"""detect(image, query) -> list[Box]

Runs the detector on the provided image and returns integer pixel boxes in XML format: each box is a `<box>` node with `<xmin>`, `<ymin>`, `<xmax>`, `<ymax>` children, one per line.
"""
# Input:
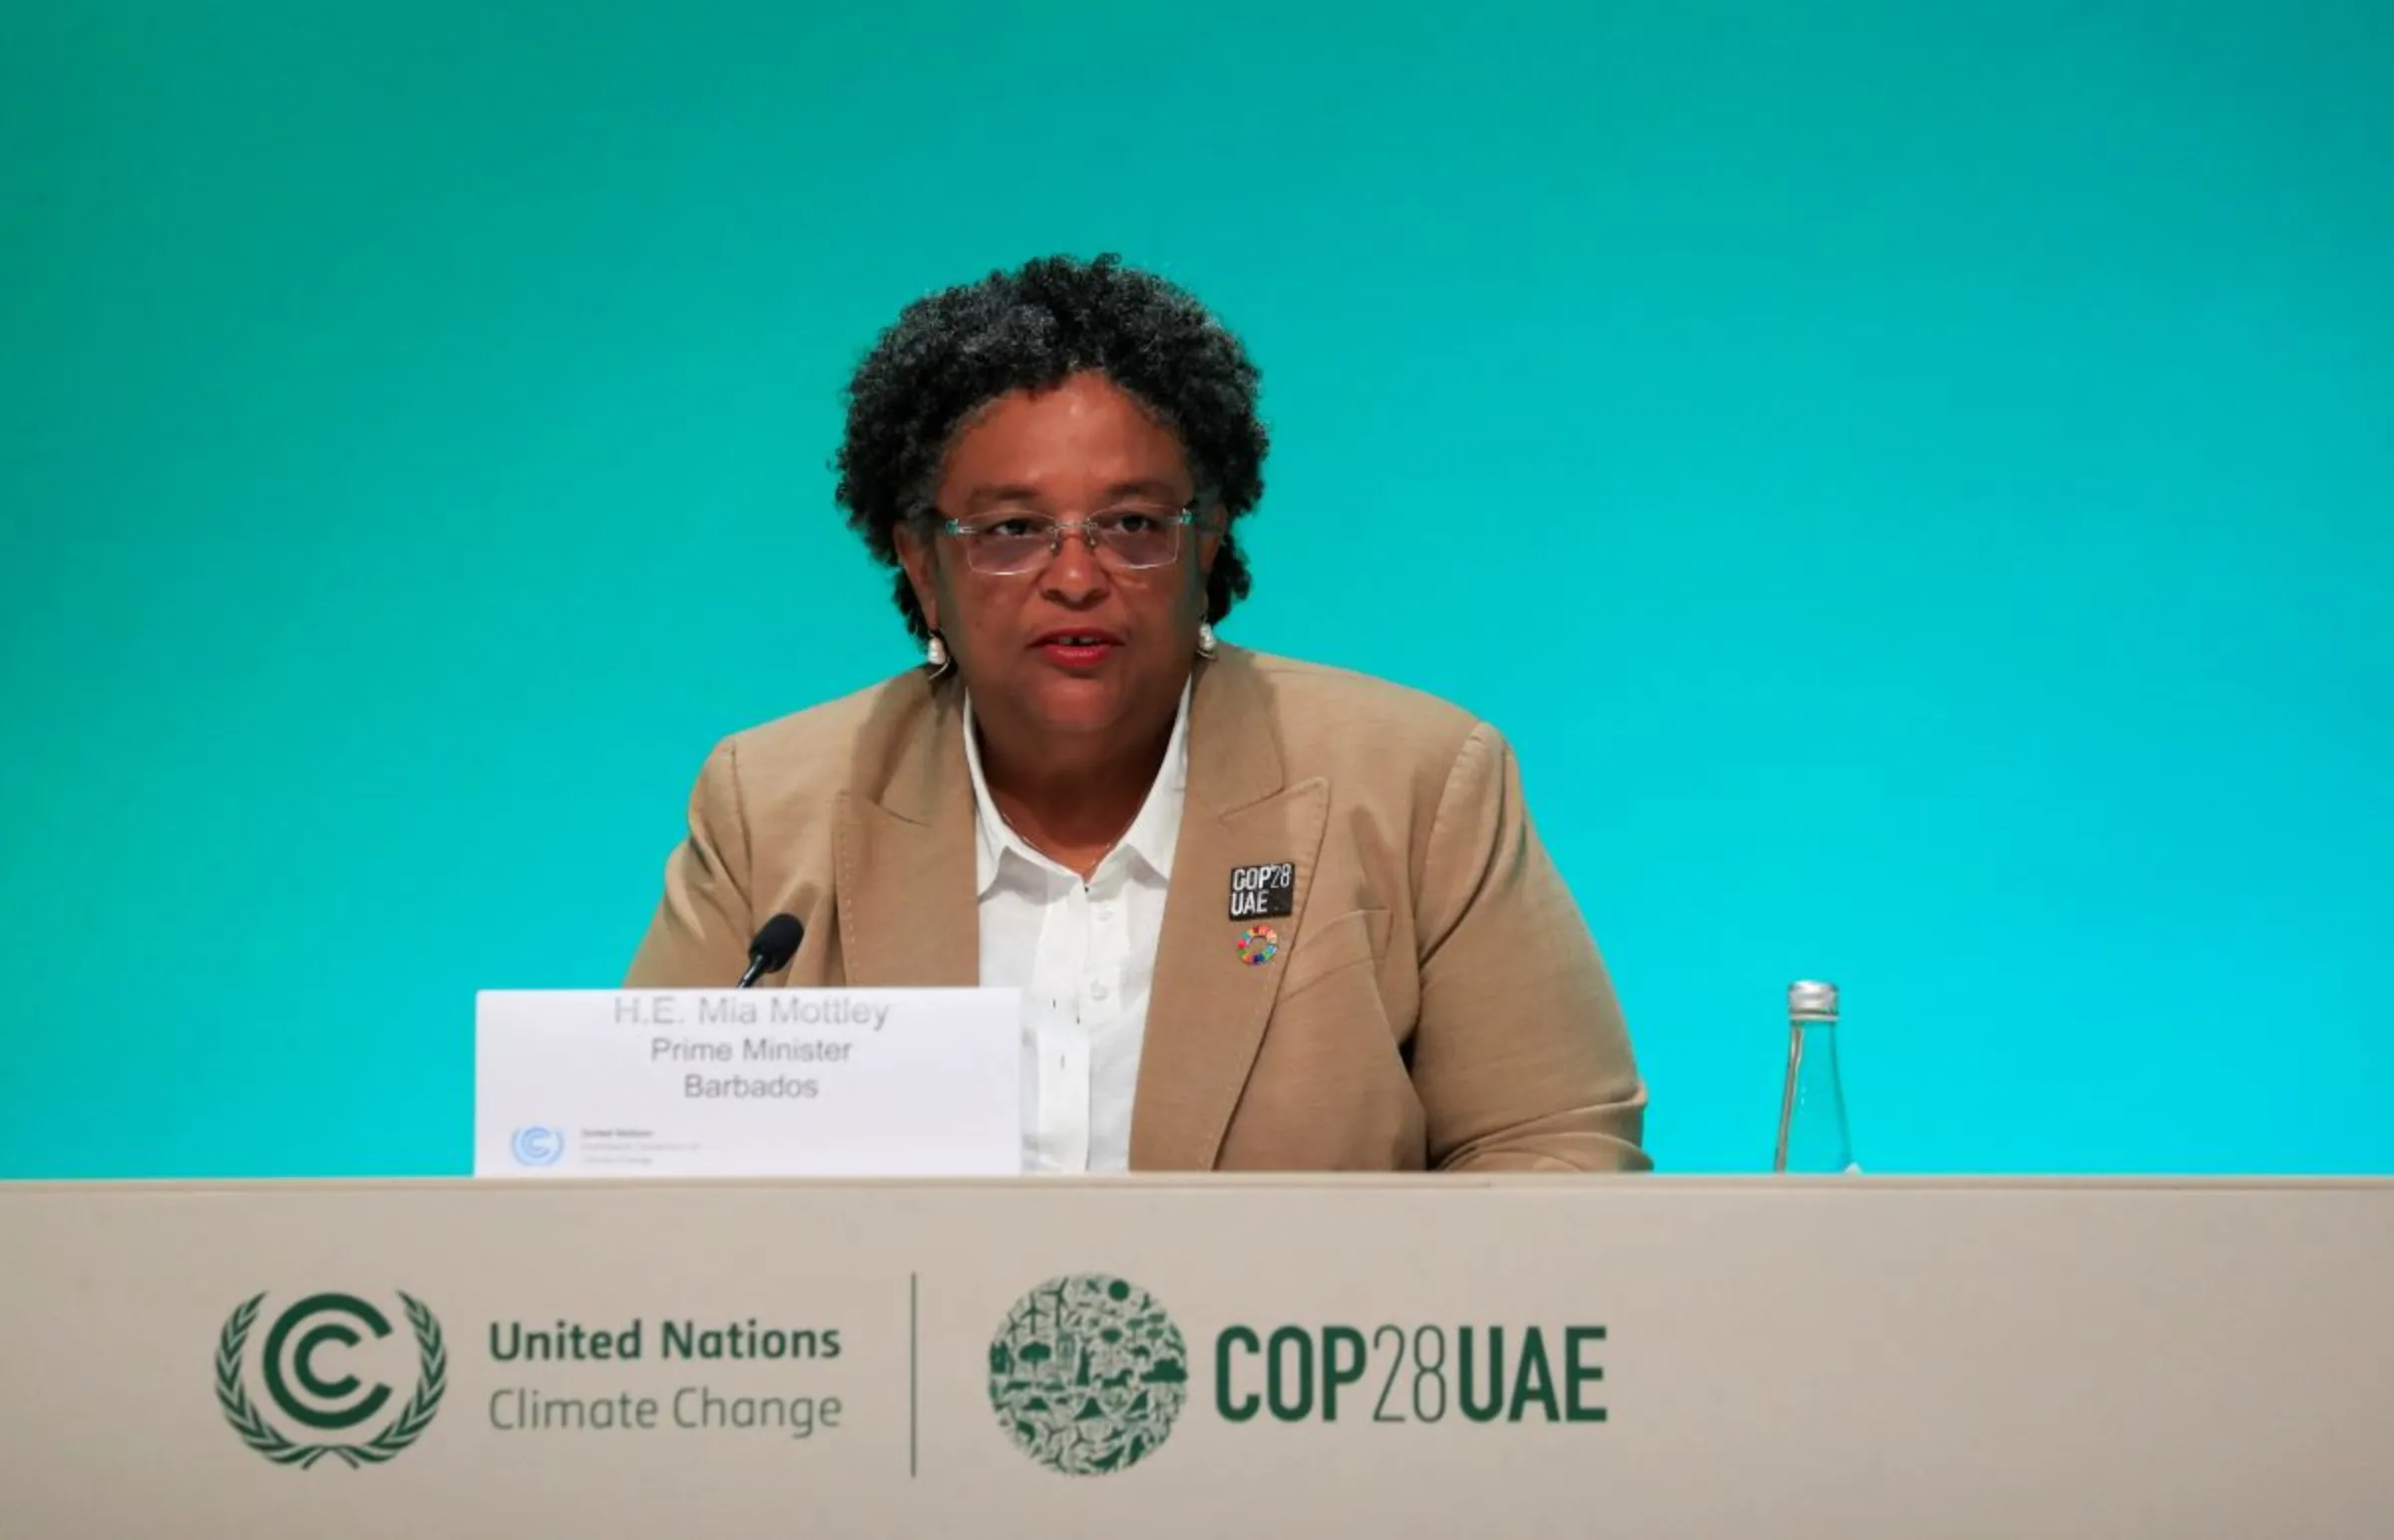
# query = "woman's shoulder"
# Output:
<box><xmin>1227</xmin><ymin>647</ymin><xmax>1494</xmax><ymax>779</ymax></box>
<box><xmin>705</xmin><ymin>667</ymin><xmax>943</xmax><ymax>804</ymax></box>
<box><xmin>1238</xmin><ymin>647</ymin><xmax>1480</xmax><ymax>732</ymax></box>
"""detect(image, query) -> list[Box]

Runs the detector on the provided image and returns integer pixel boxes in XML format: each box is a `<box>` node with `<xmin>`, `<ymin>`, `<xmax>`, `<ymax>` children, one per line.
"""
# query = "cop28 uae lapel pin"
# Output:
<box><xmin>1228</xmin><ymin>862</ymin><xmax>1295</xmax><ymax>920</ymax></box>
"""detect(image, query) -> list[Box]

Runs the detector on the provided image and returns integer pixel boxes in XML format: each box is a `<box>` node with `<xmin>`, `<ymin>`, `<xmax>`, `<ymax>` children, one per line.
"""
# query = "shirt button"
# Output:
<box><xmin>1089</xmin><ymin>978</ymin><xmax>1110</xmax><ymax>1001</ymax></box>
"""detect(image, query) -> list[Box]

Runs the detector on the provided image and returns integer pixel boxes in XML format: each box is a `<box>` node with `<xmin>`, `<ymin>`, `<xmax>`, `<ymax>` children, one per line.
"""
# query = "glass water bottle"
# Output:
<box><xmin>1773</xmin><ymin>979</ymin><xmax>1858</xmax><ymax>1173</ymax></box>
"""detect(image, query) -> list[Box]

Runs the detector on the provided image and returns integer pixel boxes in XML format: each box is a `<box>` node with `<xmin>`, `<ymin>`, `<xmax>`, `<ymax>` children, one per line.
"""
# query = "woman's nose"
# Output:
<box><xmin>1039</xmin><ymin>525</ymin><xmax>1109</xmax><ymax>596</ymax></box>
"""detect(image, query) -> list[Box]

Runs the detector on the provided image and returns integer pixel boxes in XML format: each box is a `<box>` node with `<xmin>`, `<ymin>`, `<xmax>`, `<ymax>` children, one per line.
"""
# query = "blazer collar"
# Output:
<box><xmin>1131</xmin><ymin>648</ymin><xmax>1330</xmax><ymax>1169</ymax></box>
<box><xmin>1180</xmin><ymin>646</ymin><xmax>1283</xmax><ymax>814</ymax></box>
<box><xmin>833</xmin><ymin>672</ymin><xmax>980</xmax><ymax>987</ymax></box>
<box><xmin>834</xmin><ymin>647</ymin><xmax>1324</xmax><ymax>1170</ymax></box>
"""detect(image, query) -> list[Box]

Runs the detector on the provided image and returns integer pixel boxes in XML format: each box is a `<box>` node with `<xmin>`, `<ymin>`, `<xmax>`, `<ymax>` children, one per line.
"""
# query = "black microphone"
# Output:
<box><xmin>737</xmin><ymin>914</ymin><xmax>804</xmax><ymax>988</ymax></box>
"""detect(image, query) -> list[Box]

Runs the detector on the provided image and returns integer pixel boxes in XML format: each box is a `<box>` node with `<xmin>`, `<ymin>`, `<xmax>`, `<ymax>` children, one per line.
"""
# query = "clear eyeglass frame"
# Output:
<box><xmin>932</xmin><ymin>503</ymin><xmax>1204</xmax><ymax>576</ymax></box>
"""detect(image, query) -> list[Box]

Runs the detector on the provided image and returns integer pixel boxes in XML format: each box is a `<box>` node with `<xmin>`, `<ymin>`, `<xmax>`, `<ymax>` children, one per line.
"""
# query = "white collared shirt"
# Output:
<box><xmin>965</xmin><ymin>686</ymin><xmax>1189</xmax><ymax>1174</ymax></box>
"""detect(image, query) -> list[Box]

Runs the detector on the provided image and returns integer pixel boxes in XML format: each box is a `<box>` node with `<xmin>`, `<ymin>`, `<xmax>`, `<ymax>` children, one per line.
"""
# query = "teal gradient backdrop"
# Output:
<box><xmin>4</xmin><ymin>3</ymin><xmax>2388</xmax><ymax>1178</ymax></box>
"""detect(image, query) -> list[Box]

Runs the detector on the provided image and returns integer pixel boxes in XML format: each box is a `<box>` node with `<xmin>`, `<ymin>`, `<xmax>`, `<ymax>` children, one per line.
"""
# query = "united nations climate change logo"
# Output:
<box><xmin>511</xmin><ymin>1125</ymin><xmax>565</xmax><ymax>1166</ymax></box>
<box><xmin>989</xmin><ymin>1274</ymin><xmax>1188</xmax><ymax>1476</ymax></box>
<box><xmin>214</xmin><ymin>1292</ymin><xmax>447</xmax><ymax>1468</ymax></box>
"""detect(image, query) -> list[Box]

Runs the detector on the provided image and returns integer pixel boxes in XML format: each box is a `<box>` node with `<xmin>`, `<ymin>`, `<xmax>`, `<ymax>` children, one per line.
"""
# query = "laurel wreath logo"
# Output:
<box><xmin>214</xmin><ymin>1293</ymin><xmax>447</xmax><ymax>1468</ymax></box>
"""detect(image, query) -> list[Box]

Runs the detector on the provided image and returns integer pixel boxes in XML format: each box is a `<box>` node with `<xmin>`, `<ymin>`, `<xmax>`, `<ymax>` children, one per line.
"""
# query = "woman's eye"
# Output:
<box><xmin>985</xmin><ymin>518</ymin><xmax>1041</xmax><ymax>539</ymax></box>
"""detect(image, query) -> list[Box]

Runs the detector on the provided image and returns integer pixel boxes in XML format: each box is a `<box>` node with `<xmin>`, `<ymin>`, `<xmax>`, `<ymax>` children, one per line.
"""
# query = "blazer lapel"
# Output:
<box><xmin>1131</xmin><ymin>650</ymin><xmax>1329</xmax><ymax>1170</ymax></box>
<box><xmin>833</xmin><ymin>678</ymin><xmax>981</xmax><ymax>987</ymax></box>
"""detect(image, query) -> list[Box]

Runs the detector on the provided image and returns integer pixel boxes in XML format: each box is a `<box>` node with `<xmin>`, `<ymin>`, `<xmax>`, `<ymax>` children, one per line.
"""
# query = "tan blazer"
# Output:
<box><xmin>624</xmin><ymin>645</ymin><xmax>1650</xmax><ymax>1172</ymax></box>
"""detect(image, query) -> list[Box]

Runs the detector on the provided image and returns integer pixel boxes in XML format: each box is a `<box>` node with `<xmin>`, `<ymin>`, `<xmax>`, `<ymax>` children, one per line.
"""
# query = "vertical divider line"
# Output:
<box><xmin>910</xmin><ymin>1271</ymin><xmax>919</xmax><ymax>1477</ymax></box>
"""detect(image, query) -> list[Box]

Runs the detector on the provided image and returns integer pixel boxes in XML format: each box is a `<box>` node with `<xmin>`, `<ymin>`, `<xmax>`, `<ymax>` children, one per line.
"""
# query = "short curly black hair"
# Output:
<box><xmin>833</xmin><ymin>253</ymin><xmax>1270</xmax><ymax>640</ymax></box>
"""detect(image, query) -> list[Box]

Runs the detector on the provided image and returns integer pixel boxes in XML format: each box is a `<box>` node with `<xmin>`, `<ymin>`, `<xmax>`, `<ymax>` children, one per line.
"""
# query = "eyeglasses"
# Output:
<box><xmin>933</xmin><ymin>503</ymin><xmax>1202</xmax><ymax>577</ymax></box>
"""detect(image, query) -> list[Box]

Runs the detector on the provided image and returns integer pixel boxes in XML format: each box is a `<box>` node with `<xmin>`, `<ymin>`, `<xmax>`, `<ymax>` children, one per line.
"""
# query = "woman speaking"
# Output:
<box><xmin>625</xmin><ymin>254</ymin><xmax>1649</xmax><ymax>1174</ymax></box>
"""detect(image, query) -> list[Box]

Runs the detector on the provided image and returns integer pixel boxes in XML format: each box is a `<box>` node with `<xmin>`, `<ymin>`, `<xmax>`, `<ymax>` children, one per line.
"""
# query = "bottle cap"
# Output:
<box><xmin>1788</xmin><ymin>979</ymin><xmax>1839</xmax><ymax>1020</ymax></box>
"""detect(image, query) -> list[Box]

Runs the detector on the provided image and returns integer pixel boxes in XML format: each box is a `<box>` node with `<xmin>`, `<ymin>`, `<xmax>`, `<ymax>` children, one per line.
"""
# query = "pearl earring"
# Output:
<box><xmin>925</xmin><ymin>632</ymin><xmax>950</xmax><ymax>673</ymax></box>
<box><xmin>1196</xmin><ymin>621</ymin><xmax>1219</xmax><ymax>658</ymax></box>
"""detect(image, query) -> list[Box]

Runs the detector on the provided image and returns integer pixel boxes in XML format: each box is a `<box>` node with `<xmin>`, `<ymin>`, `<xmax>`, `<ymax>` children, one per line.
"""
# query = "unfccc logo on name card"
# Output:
<box><xmin>510</xmin><ymin>1126</ymin><xmax>565</xmax><ymax>1166</ymax></box>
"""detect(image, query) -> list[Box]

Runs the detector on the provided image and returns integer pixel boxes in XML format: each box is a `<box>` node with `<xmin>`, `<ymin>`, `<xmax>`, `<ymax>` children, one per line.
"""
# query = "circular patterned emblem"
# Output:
<box><xmin>1234</xmin><ymin>924</ymin><xmax>1280</xmax><ymax>965</ymax></box>
<box><xmin>989</xmin><ymin>1274</ymin><xmax>1189</xmax><ymax>1476</ymax></box>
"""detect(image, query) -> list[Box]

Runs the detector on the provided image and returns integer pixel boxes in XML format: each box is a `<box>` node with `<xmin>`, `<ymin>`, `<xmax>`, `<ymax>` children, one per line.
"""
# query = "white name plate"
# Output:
<box><xmin>474</xmin><ymin>988</ymin><xmax>1022</xmax><ymax>1178</ymax></box>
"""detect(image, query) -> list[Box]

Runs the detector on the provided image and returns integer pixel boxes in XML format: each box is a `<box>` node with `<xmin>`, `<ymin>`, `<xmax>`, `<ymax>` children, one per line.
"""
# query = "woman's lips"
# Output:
<box><xmin>1031</xmin><ymin>630</ymin><xmax>1121</xmax><ymax>669</ymax></box>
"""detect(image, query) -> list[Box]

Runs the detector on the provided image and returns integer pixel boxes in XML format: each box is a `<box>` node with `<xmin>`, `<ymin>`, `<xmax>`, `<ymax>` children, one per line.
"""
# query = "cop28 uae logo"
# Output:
<box><xmin>988</xmin><ymin>1274</ymin><xmax>1189</xmax><ymax>1476</ymax></box>
<box><xmin>214</xmin><ymin>1292</ymin><xmax>447</xmax><ymax>1467</ymax></box>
